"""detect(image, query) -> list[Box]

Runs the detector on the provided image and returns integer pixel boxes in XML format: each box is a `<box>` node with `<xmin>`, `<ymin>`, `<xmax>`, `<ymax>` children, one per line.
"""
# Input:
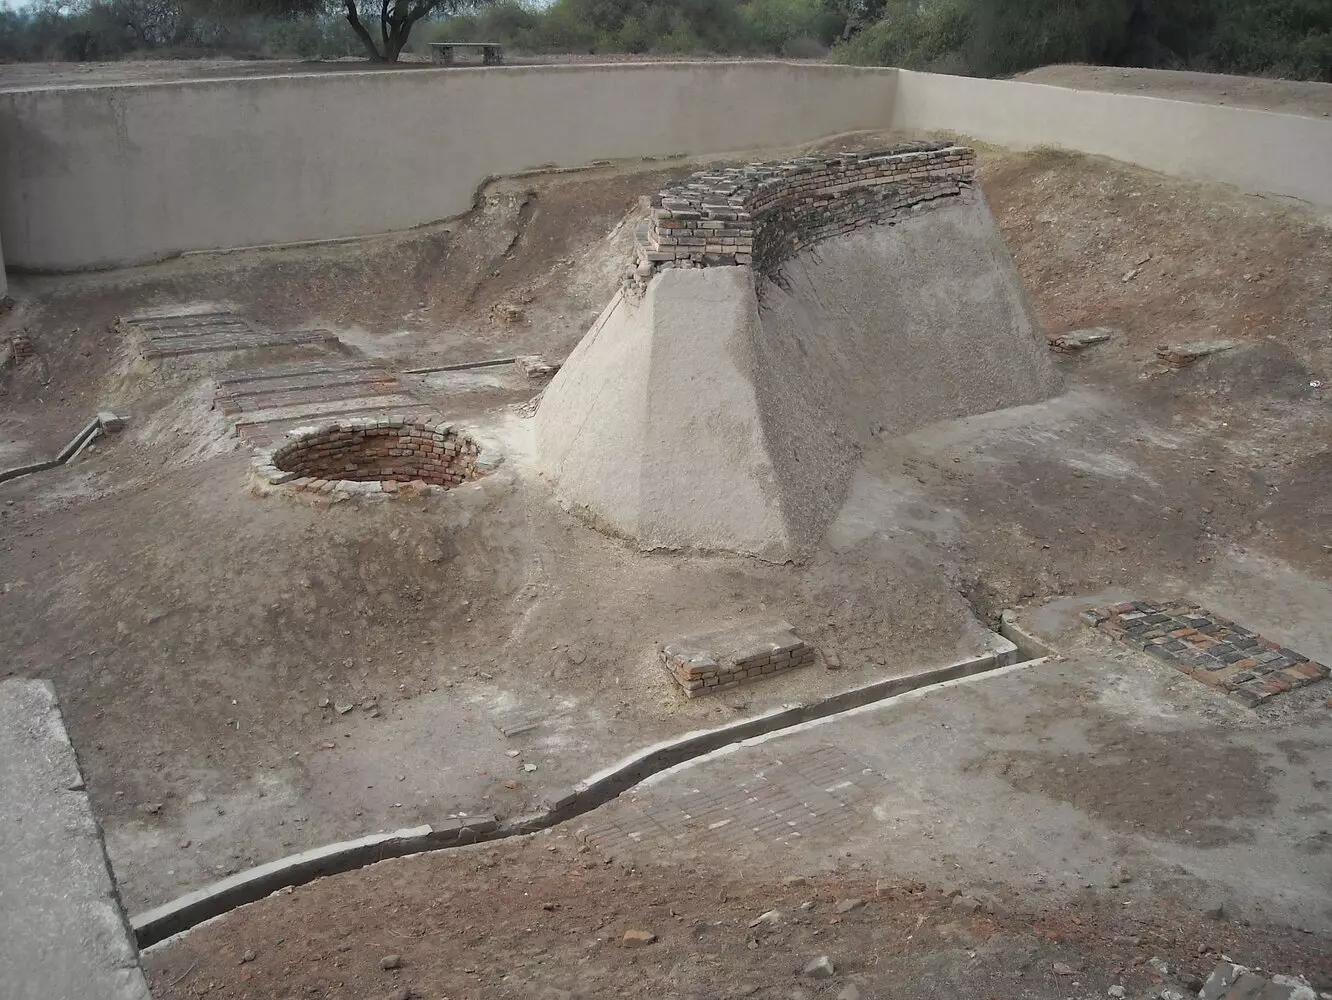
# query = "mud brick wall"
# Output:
<box><xmin>636</xmin><ymin>141</ymin><xmax>975</xmax><ymax>274</ymax></box>
<box><xmin>660</xmin><ymin>636</ymin><xmax>816</xmax><ymax>698</ymax></box>
<box><xmin>272</xmin><ymin>419</ymin><xmax>482</xmax><ymax>489</ymax></box>
<box><xmin>10</xmin><ymin>333</ymin><xmax>36</xmax><ymax>364</ymax></box>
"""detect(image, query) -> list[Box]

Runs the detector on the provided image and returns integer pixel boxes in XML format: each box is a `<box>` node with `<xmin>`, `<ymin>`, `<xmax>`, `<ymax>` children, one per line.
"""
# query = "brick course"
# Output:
<box><xmin>635</xmin><ymin>141</ymin><xmax>975</xmax><ymax>276</ymax></box>
<box><xmin>659</xmin><ymin>621</ymin><xmax>815</xmax><ymax>698</ymax></box>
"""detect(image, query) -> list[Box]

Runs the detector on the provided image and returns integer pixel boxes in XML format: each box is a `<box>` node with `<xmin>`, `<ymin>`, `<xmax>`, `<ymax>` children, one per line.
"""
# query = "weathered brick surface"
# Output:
<box><xmin>578</xmin><ymin>743</ymin><xmax>883</xmax><ymax>857</ymax></box>
<box><xmin>121</xmin><ymin>311</ymin><xmax>340</xmax><ymax>359</ymax></box>
<box><xmin>250</xmin><ymin>416</ymin><xmax>502</xmax><ymax>498</ymax></box>
<box><xmin>659</xmin><ymin>620</ymin><xmax>815</xmax><ymax>698</ymax></box>
<box><xmin>635</xmin><ymin>141</ymin><xmax>975</xmax><ymax>276</ymax></box>
<box><xmin>1082</xmin><ymin>600</ymin><xmax>1329</xmax><ymax>708</ymax></box>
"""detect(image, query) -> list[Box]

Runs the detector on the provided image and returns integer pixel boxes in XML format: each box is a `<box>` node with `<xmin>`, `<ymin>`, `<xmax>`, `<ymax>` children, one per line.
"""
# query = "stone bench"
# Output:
<box><xmin>428</xmin><ymin>42</ymin><xmax>503</xmax><ymax>66</ymax></box>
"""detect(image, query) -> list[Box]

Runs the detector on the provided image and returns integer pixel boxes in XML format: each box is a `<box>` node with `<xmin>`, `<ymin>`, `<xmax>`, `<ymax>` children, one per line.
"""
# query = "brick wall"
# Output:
<box><xmin>658</xmin><ymin>623</ymin><xmax>816</xmax><ymax>698</ymax></box>
<box><xmin>635</xmin><ymin>141</ymin><xmax>975</xmax><ymax>275</ymax></box>
<box><xmin>272</xmin><ymin>419</ymin><xmax>482</xmax><ymax>489</ymax></box>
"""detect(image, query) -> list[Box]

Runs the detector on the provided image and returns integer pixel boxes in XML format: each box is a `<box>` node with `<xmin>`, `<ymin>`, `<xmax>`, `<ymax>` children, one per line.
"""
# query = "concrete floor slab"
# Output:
<box><xmin>0</xmin><ymin>680</ymin><xmax>150</xmax><ymax>1000</ymax></box>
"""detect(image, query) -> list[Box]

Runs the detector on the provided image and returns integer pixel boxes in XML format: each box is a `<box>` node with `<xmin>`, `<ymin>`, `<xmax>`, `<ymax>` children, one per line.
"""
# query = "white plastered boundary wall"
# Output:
<box><xmin>0</xmin><ymin>62</ymin><xmax>897</xmax><ymax>271</ymax></box>
<box><xmin>892</xmin><ymin>69</ymin><xmax>1332</xmax><ymax>209</ymax></box>
<box><xmin>1</xmin><ymin>62</ymin><xmax>1331</xmax><ymax>272</ymax></box>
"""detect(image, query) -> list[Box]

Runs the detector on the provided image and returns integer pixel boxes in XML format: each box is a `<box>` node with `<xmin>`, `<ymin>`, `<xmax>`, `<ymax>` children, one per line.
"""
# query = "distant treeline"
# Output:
<box><xmin>432</xmin><ymin>0</ymin><xmax>1330</xmax><ymax>80</ymax></box>
<box><xmin>833</xmin><ymin>0</ymin><xmax>1332</xmax><ymax>80</ymax></box>
<box><xmin>1</xmin><ymin>0</ymin><xmax>1328</xmax><ymax>82</ymax></box>
<box><xmin>0</xmin><ymin>0</ymin><xmax>361</xmax><ymax>62</ymax></box>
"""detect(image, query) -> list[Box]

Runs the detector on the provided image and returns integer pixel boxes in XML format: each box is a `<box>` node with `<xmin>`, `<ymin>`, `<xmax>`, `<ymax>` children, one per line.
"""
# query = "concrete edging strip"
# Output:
<box><xmin>0</xmin><ymin>412</ymin><xmax>124</xmax><ymax>484</ymax></box>
<box><xmin>132</xmin><ymin>641</ymin><xmax>1042</xmax><ymax>949</ymax></box>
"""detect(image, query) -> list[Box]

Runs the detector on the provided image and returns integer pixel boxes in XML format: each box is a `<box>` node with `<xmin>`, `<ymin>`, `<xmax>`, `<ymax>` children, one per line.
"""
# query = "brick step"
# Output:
<box><xmin>144</xmin><ymin>330</ymin><xmax>339</xmax><ymax>358</ymax></box>
<box><xmin>129</xmin><ymin>311</ymin><xmax>244</xmax><ymax>329</ymax></box>
<box><xmin>216</xmin><ymin>370</ymin><xmax>393</xmax><ymax>401</ymax></box>
<box><xmin>143</xmin><ymin>321</ymin><xmax>254</xmax><ymax>341</ymax></box>
<box><xmin>233</xmin><ymin>393</ymin><xmax>423</xmax><ymax>430</ymax></box>
<box><xmin>215</xmin><ymin>377</ymin><xmax>400</xmax><ymax>415</ymax></box>
<box><xmin>239</xmin><ymin>404</ymin><xmax>438</xmax><ymax>448</ymax></box>
<box><xmin>214</xmin><ymin>358</ymin><xmax>377</xmax><ymax>386</ymax></box>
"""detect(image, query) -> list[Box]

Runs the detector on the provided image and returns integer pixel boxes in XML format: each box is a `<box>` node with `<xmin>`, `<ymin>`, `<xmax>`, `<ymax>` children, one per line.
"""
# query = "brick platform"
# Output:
<box><xmin>659</xmin><ymin>621</ymin><xmax>815</xmax><ymax>697</ymax></box>
<box><xmin>634</xmin><ymin>141</ymin><xmax>974</xmax><ymax>276</ymax></box>
<box><xmin>1081</xmin><ymin>600</ymin><xmax>1329</xmax><ymax>707</ymax></box>
<box><xmin>121</xmin><ymin>311</ymin><xmax>339</xmax><ymax>359</ymax></box>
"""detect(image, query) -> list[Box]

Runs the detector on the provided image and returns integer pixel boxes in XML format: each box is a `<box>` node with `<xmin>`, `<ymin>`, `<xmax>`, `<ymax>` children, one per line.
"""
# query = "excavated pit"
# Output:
<box><xmin>272</xmin><ymin>419</ymin><xmax>485</xmax><ymax>489</ymax></box>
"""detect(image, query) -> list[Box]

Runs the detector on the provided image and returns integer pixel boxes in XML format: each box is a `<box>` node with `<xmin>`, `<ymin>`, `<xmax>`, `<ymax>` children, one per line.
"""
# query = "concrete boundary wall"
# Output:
<box><xmin>1</xmin><ymin>62</ymin><xmax>1330</xmax><ymax>273</ymax></box>
<box><xmin>0</xmin><ymin>62</ymin><xmax>896</xmax><ymax>271</ymax></box>
<box><xmin>892</xmin><ymin>69</ymin><xmax>1332</xmax><ymax>209</ymax></box>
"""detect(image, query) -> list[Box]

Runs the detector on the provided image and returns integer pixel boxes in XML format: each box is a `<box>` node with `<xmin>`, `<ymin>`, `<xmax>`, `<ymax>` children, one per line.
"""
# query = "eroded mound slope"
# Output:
<box><xmin>537</xmin><ymin>188</ymin><xmax>1060</xmax><ymax>561</ymax></box>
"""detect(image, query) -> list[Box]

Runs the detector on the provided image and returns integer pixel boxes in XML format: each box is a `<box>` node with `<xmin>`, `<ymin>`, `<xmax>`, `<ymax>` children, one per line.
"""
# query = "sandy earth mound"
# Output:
<box><xmin>536</xmin><ymin>192</ymin><xmax>1061</xmax><ymax>562</ymax></box>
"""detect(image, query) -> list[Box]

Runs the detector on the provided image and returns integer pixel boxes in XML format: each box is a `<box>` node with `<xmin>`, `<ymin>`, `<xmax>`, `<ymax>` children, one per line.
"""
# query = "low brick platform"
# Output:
<box><xmin>634</xmin><ymin>141</ymin><xmax>974</xmax><ymax>276</ymax></box>
<box><xmin>121</xmin><ymin>310</ymin><xmax>338</xmax><ymax>358</ymax></box>
<box><xmin>659</xmin><ymin>621</ymin><xmax>814</xmax><ymax>697</ymax></box>
<box><xmin>1081</xmin><ymin>600</ymin><xmax>1329</xmax><ymax>707</ymax></box>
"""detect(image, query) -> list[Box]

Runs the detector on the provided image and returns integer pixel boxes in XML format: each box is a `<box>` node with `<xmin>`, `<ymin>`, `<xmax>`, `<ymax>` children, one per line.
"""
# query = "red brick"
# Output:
<box><xmin>1195</xmin><ymin>667</ymin><xmax>1238</xmax><ymax>689</ymax></box>
<box><xmin>1288</xmin><ymin>661</ymin><xmax>1328</xmax><ymax>681</ymax></box>
<box><xmin>1263</xmin><ymin>675</ymin><xmax>1293</xmax><ymax>695</ymax></box>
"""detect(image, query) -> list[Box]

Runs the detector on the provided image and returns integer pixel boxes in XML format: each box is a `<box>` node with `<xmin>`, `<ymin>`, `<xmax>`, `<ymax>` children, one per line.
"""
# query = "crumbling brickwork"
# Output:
<box><xmin>659</xmin><ymin>621</ymin><xmax>815</xmax><ymax>698</ymax></box>
<box><xmin>635</xmin><ymin>141</ymin><xmax>975</xmax><ymax>275</ymax></box>
<box><xmin>274</xmin><ymin>420</ymin><xmax>479</xmax><ymax>486</ymax></box>
<box><xmin>250</xmin><ymin>416</ymin><xmax>502</xmax><ymax>496</ymax></box>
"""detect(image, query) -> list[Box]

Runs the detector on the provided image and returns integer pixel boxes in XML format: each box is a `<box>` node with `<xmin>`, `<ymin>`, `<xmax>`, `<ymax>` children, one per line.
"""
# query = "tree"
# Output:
<box><xmin>342</xmin><ymin>0</ymin><xmax>483</xmax><ymax>60</ymax></box>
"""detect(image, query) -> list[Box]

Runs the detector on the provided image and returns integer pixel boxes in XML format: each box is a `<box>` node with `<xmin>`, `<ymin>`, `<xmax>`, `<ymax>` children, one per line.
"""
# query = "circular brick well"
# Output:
<box><xmin>271</xmin><ymin>419</ymin><xmax>486</xmax><ymax>489</ymax></box>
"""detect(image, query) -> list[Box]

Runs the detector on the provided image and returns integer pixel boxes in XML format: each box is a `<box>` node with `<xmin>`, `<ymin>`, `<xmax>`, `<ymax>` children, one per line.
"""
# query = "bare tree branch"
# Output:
<box><xmin>343</xmin><ymin>0</ymin><xmax>382</xmax><ymax>59</ymax></box>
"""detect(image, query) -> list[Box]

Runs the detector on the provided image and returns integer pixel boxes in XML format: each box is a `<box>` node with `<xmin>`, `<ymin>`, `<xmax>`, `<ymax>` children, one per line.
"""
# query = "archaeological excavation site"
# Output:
<box><xmin>1</xmin><ymin>60</ymin><xmax>1330</xmax><ymax>1000</ymax></box>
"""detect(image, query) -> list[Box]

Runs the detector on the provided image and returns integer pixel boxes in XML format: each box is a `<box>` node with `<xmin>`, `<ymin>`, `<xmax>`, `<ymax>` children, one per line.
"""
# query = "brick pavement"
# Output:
<box><xmin>576</xmin><ymin>744</ymin><xmax>884</xmax><ymax>858</ymax></box>
<box><xmin>124</xmin><ymin>311</ymin><xmax>339</xmax><ymax>359</ymax></box>
<box><xmin>1082</xmin><ymin>599</ymin><xmax>1329</xmax><ymax>708</ymax></box>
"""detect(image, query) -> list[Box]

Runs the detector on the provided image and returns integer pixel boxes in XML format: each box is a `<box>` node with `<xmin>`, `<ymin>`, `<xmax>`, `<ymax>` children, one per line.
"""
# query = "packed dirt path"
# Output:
<box><xmin>1016</xmin><ymin>65</ymin><xmax>1332</xmax><ymax>118</ymax></box>
<box><xmin>144</xmin><ymin>821</ymin><xmax>1330</xmax><ymax>1000</ymax></box>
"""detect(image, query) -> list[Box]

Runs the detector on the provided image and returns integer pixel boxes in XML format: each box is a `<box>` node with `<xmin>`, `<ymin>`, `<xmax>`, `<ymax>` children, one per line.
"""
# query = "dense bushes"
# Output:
<box><xmin>834</xmin><ymin>0</ymin><xmax>1332</xmax><ymax>82</ymax></box>
<box><xmin>419</xmin><ymin>0</ymin><xmax>841</xmax><ymax>56</ymax></box>
<box><xmin>0</xmin><ymin>0</ymin><xmax>361</xmax><ymax>62</ymax></box>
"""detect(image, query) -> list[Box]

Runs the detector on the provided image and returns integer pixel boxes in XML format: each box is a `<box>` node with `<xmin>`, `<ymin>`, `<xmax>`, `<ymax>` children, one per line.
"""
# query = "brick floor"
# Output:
<box><xmin>576</xmin><ymin>744</ymin><xmax>885</xmax><ymax>857</ymax></box>
<box><xmin>1082</xmin><ymin>599</ymin><xmax>1329</xmax><ymax>708</ymax></box>
<box><xmin>126</xmin><ymin>312</ymin><xmax>339</xmax><ymax>359</ymax></box>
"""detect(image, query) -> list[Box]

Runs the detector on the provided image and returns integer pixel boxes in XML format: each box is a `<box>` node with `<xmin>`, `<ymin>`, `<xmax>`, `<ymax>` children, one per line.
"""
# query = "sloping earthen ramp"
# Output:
<box><xmin>536</xmin><ymin>144</ymin><xmax>1060</xmax><ymax>562</ymax></box>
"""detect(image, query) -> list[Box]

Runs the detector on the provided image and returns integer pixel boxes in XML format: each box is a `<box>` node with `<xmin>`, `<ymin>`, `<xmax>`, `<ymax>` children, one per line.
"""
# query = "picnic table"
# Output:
<box><xmin>428</xmin><ymin>42</ymin><xmax>504</xmax><ymax>66</ymax></box>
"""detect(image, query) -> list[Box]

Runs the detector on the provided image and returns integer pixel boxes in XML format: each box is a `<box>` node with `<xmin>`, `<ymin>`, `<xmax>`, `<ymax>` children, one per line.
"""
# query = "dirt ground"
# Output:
<box><xmin>0</xmin><ymin>52</ymin><xmax>815</xmax><ymax>91</ymax></box>
<box><xmin>7</xmin><ymin>56</ymin><xmax>1329</xmax><ymax>120</ymax></box>
<box><xmin>141</xmin><ymin>829</ymin><xmax>1329</xmax><ymax>1000</ymax></box>
<box><xmin>3</xmin><ymin>121</ymin><xmax>1332</xmax><ymax>994</ymax></box>
<box><xmin>1015</xmin><ymin>64</ymin><xmax>1332</xmax><ymax>118</ymax></box>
